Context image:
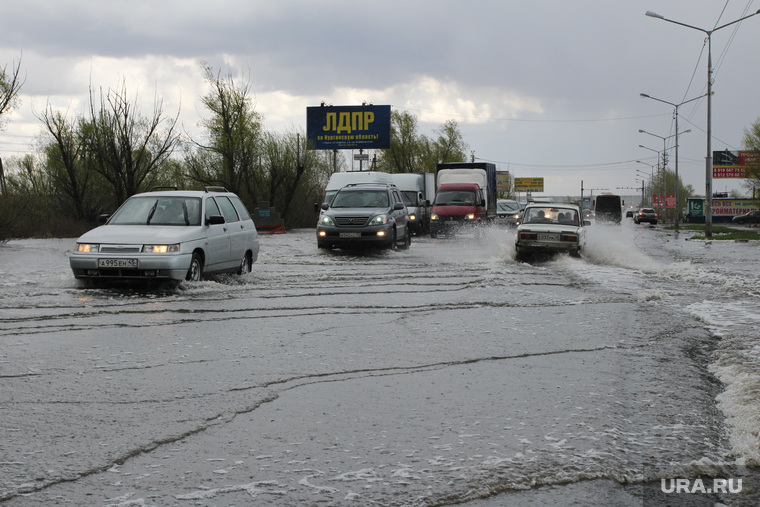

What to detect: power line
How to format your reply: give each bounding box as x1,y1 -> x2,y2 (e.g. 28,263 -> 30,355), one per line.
402,107 -> 669,124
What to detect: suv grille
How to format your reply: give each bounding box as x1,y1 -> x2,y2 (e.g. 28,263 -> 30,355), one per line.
335,216 -> 370,226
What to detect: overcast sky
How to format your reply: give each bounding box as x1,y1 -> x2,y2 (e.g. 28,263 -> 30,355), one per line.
2,0 -> 759,198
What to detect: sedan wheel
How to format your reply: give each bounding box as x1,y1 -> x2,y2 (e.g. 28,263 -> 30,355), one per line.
186,253 -> 203,282
238,253 -> 250,275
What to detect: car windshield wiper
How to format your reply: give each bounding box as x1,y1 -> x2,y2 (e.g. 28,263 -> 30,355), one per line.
146,201 -> 159,225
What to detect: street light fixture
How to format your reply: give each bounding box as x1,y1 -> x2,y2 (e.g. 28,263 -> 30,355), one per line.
636,162 -> 655,206
640,92 -> 707,228
639,138 -> 669,216
639,128 -> 690,223
645,8 -> 760,236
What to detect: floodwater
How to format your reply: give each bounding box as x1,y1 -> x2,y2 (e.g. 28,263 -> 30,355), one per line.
1,221 -> 759,506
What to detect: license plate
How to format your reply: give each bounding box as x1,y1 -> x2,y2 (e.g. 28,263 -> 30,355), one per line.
339,232 -> 361,238
98,258 -> 138,268
445,221 -> 458,225
537,234 -> 559,241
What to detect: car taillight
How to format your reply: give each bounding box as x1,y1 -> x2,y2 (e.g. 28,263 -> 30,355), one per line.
561,234 -> 578,242
520,232 -> 537,240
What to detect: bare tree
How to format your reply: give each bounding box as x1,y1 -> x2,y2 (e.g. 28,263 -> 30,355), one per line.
741,118 -> 760,198
0,55 -> 24,194
83,81 -> 181,206
187,64 -> 263,201
0,55 -> 24,130
37,104 -> 104,220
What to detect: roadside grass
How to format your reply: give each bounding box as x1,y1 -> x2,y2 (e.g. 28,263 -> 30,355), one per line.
667,224 -> 760,241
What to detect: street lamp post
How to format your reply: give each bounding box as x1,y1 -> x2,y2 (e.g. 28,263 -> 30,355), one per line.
639,128 -> 690,224
645,8 -> 760,236
636,164 -> 654,205
638,143 -> 666,216
636,165 -> 654,207
640,93 -> 706,228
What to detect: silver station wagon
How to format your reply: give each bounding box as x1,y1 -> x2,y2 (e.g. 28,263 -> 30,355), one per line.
70,187 -> 259,282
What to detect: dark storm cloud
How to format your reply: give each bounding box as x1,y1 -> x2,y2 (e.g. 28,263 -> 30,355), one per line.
1,0 -> 759,195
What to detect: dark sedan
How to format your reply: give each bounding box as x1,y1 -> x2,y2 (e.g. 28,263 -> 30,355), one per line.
732,210 -> 760,225
634,208 -> 658,225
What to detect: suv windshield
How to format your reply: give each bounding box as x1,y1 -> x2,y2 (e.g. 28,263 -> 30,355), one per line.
332,190 -> 389,208
109,196 -> 202,226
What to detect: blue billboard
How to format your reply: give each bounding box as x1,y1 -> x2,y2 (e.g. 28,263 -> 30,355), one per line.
307,104 -> 391,150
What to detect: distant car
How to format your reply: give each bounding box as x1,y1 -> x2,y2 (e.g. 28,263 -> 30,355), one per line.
70,187 -> 260,282
732,210 -> 760,224
316,183 -> 411,250
496,199 -> 522,227
515,203 -> 590,260
634,208 -> 658,224
582,209 -> 595,221
626,208 -> 635,218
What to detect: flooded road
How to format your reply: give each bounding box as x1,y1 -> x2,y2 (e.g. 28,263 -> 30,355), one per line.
1,222 -> 759,505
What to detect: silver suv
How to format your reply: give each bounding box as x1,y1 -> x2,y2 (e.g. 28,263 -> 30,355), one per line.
316,183 -> 411,250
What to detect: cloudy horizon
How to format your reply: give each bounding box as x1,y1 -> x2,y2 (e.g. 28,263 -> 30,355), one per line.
2,0 -> 759,196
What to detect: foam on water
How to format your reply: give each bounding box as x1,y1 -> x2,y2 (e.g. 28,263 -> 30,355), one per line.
687,300 -> 760,464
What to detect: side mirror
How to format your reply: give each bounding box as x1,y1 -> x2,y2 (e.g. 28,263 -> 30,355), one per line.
424,199 -> 430,207
98,214 -> 110,224
207,215 -> 225,225
582,220 -> 592,226
321,203 -> 329,210
480,199 -> 486,207
393,202 -> 405,211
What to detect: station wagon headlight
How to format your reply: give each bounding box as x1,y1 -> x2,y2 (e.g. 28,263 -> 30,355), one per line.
76,243 -> 99,252
319,215 -> 335,226
370,214 -> 388,225
143,244 -> 180,253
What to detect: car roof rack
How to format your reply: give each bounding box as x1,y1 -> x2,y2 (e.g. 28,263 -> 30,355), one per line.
204,186 -> 229,193
149,186 -> 179,192
342,183 -> 397,188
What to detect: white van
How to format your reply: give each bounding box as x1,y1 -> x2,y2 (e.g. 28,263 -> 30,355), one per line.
316,171 -> 395,211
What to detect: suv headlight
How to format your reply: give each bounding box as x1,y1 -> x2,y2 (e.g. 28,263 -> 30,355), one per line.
369,214 -> 388,225
319,215 -> 335,226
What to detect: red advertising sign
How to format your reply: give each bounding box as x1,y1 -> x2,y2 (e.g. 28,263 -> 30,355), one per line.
652,194 -> 663,207
713,150 -> 760,178
665,195 -> 675,209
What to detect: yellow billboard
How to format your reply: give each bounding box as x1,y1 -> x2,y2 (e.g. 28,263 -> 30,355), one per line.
514,177 -> 544,192
496,171 -> 511,192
